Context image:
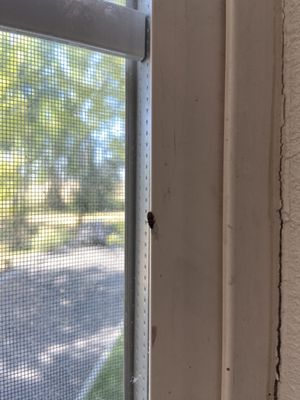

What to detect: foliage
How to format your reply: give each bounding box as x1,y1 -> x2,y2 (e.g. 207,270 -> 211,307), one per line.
0,30 -> 125,251
0,157 -> 20,204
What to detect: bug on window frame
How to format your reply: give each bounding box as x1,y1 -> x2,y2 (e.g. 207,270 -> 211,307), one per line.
147,211 -> 155,229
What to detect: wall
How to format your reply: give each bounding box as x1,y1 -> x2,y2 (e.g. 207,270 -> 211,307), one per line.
280,1 -> 300,398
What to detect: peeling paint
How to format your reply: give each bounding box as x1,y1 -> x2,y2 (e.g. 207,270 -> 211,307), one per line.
276,0 -> 300,397
274,2 -> 285,398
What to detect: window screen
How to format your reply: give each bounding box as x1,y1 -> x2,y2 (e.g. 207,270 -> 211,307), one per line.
0,26 -> 126,400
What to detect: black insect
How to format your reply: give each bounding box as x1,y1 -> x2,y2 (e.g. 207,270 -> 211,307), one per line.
147,211 -> 156,230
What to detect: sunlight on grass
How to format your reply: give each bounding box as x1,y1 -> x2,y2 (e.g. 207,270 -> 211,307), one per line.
86,335 -> 124,400
0,212 -> 125,268
30,225 -> 71,252
28,212 -> 124,226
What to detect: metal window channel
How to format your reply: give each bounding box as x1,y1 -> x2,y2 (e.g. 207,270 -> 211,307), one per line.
0,0 -> 147,61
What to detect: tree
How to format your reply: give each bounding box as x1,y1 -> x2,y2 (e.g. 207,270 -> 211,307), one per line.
0,30 -> 125,250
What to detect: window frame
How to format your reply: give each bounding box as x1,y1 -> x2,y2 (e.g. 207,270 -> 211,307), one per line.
0,0 -> 281,399
0,0 -> 147,60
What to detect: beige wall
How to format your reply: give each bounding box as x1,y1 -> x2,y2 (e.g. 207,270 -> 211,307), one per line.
280,1 -> 300,398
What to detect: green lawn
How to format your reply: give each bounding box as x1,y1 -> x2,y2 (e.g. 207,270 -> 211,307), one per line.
0,212 -> 125,262
86,335 -> 124,400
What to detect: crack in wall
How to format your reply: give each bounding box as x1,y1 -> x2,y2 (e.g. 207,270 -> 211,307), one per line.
274,1 -> 286,398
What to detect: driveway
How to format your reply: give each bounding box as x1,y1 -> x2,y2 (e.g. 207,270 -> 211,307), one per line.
0,247 -> 124,400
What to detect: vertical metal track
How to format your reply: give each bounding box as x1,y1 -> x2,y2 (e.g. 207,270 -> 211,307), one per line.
124,3 -> 138,400
133,1 -> 151,400
125,56 -> 137,400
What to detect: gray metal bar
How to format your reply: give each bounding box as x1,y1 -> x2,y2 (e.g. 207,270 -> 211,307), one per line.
0,0 -> 146,60
124,57 -> 137,400
125,1 -> 138,398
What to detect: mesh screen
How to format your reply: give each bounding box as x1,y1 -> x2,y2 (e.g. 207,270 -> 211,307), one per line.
0,19 -> 125,400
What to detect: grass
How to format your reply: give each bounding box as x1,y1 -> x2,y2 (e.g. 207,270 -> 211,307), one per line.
0,211 -> 125,256
107,220 -> 125,246
30,225 -> 72,252
28,211 -> 124,226
86,335 -> 124,400
0,212 -> 125,270
29,213 -> 125,251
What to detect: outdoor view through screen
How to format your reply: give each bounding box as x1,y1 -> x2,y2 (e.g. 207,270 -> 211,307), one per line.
0,24 -> 125,400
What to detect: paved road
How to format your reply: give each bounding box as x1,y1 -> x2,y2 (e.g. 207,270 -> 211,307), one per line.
0,247 -> 124,400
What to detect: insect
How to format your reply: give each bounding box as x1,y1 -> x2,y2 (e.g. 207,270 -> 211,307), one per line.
147,211 -> 156,229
